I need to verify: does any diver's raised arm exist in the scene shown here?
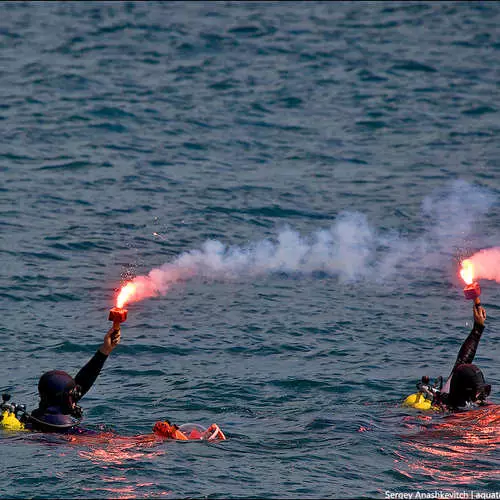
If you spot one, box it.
[452,304,486,371]
[74,327,121,398]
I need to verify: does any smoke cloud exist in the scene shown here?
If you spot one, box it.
[119,180,497,306]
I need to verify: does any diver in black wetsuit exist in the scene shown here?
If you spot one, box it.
[24,326,121,433]
[432,303,491,410]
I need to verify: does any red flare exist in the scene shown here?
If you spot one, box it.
[109,307,128,324]
[460,259,481,302]
[463,282,481,301]
[109,306,127,331]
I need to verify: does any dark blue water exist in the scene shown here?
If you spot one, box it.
[1,1,499,498]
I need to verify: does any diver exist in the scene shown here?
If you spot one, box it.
[408,302,491,411]
[22,326,121,433]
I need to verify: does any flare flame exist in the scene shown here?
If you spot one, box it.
[116,282,137,309]
[459,259,474,285]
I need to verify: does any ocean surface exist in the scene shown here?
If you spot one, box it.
[1,1,499,498]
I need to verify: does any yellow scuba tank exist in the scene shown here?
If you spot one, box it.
[402,376,441,411]
[0,394,26,431]
[402,391,434,410]
[1,410,25,431]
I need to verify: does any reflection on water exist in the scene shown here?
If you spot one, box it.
[69,432,165,465]
[72,432,170,499]
[20,430,175,498]
[396,405,500,486]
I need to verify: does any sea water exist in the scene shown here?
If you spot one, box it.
[1,2,499,498]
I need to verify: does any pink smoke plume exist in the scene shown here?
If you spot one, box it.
[464,248,500,283]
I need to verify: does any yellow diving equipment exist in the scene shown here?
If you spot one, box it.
[402,375,442,411]
[402,391,434,410]
[1,410,25,431]
[0,394,26,431]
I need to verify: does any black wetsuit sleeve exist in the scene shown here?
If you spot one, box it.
[74,350,108,399]
[451,322,485,372]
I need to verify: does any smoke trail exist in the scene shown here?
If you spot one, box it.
[119,180,497,306]
[466,248,500,283]
[121,212,377,305]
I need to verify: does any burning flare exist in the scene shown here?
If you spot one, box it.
[460,259,474,285]
[460,258,481,301]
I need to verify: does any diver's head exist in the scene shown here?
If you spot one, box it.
[448,364,491,408]
[38,370,81,414]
